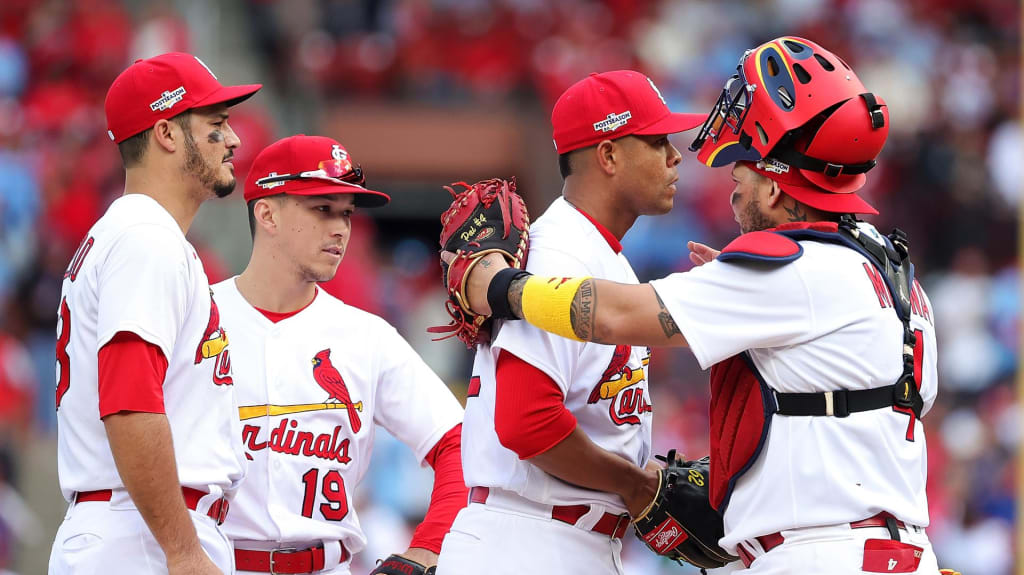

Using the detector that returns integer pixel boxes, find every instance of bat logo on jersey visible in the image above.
[312,349,362,433]
[194,290,232,385]
[587,345,652,425]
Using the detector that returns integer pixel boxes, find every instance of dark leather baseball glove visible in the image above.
[369,554,435,575]
[633,451,738,571]
[428,177,529,348]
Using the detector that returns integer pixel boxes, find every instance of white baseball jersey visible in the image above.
[650,222,937,551]
[212,279,463,555]
[55,194,246,502]
[463,197,653,512]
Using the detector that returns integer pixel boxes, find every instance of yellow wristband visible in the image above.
[521,275,591,342]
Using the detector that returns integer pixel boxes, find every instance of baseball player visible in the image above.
[213,135,467,575]
[49,53,260,574]
[449,38,942,574]
[435,71,705,575]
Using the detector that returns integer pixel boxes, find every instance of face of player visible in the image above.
[275,193,356,283]
[616,134,682,216]
[182,104,241,199]
[729,163,776,234]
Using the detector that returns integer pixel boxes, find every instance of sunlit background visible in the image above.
[0,0,1018,573]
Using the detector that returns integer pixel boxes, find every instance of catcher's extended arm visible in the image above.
[428,178,529,348]
[633,450,738,571]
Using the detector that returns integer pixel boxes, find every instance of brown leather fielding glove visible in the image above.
[428,178,529,347]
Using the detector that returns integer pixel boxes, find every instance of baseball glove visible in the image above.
[633,450,738,571]
[428,177,529,348]
[369,554,435,575]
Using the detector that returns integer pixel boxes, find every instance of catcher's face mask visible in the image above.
[690,37,875,169]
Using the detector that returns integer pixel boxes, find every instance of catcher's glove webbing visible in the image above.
[633,451,738,572]
[428,178,529,348]
[369,554,435,575]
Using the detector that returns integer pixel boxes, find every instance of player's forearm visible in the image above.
[104,412,203,562]
[399,548,438,567]
[526,426,658,517]
[503,275,687,347]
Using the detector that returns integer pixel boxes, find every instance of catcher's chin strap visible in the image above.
[772,215,923,420]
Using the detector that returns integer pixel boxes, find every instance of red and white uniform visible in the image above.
[50,194,245,574]
[650,222,939,574]
[438,197,653,575]
[212,279,464,574]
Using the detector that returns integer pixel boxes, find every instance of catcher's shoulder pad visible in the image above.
[717,231,803,265]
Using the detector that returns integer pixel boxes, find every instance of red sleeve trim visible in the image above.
[494,350,577,460]
[410,424,468,553]
[98,331,167,418]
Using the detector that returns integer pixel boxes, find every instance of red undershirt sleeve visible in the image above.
[409,424,468,553]
[494,349,577,460]
[98,331,168,418]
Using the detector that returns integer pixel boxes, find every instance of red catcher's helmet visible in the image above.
[690,37,889,196]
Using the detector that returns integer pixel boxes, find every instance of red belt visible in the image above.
[234,542,348,574]
[469,486,630,539]
[738,512,910,568]
[75,487,230,526]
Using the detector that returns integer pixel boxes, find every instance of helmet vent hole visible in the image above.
[767,56,780,77]
[783,40,805,54]
[777,86,794,109]
[793,63,811,84]
[814,54,835,71]
[756,122,769,146]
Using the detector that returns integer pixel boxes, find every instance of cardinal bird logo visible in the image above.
[588,345,633,403]
[311,349,362,433]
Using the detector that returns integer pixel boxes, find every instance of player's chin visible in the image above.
[213,178,236,199]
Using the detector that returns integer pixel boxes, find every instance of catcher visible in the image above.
[436,38,956,575]
[430,71,720,575]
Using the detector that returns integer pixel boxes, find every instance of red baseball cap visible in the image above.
[244,135,390,208]
[741,159,879,215]
[105,52,262,143]
[551,70,705,154]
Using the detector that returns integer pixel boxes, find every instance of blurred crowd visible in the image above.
[0,0,1018,573]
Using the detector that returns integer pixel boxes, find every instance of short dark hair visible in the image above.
[558,152,573,179]
[117,111,192,168]
[247,199,258,239]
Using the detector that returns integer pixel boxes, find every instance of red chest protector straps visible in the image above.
[707,217,922,512]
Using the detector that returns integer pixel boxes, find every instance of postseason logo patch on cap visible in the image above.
[150,86,187,112]
[593,110,632,133]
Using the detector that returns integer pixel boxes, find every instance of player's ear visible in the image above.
[594,139,618,176]
[252,198,280,236]
[151,119,178,154]
[765,178,784,208]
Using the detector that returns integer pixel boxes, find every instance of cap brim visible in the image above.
[284,180,391,208]
[634,112,706,136]
[194,84,263,109]
[782,182,878,215]
[800,169,867,195]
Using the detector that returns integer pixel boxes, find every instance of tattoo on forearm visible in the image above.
[655,292,681,339]
[784,200,807,222]
[570,279,597,342]
[509,277,527,319]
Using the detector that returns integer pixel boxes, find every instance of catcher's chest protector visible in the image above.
[707,220,921,512]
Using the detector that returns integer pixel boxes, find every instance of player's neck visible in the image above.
[123,167,203,233]
[235,253,318,313]
[562,182,635,240]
